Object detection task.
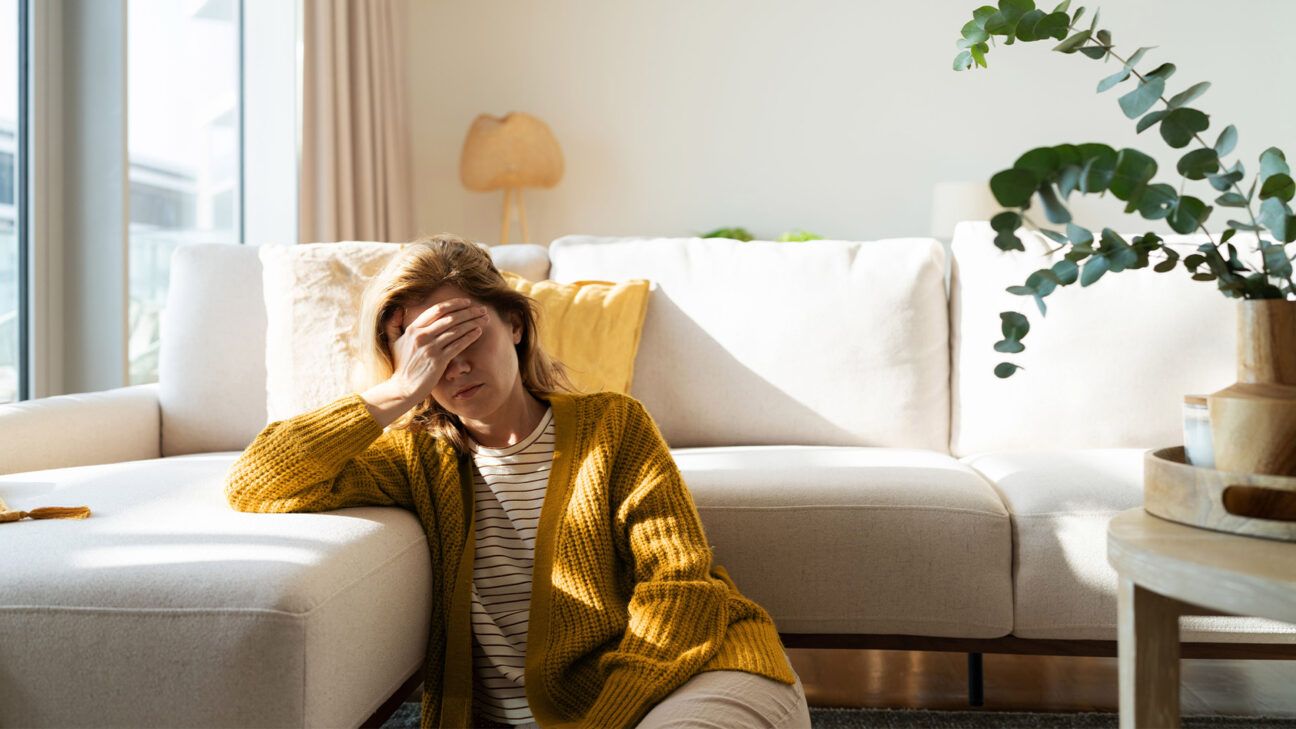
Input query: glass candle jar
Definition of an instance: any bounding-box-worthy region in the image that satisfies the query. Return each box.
[1183,394,1214,468]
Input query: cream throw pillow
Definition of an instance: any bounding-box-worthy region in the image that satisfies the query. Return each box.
[260,242,649,424]
[261,242,408,424]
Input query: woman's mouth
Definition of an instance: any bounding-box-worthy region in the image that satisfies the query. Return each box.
[454,384,484,400]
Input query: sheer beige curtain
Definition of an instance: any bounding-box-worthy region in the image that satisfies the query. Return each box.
[299,0,415,243]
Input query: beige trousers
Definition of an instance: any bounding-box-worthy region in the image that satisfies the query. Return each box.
[469,669,811,729]
[635,668,812,729]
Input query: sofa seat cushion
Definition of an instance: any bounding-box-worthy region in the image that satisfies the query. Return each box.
[963,449,1296,643]
[0,454,433,728]
[673,446,1013,639]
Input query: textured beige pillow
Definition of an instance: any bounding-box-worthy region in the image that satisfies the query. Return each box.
[259,241,550,424]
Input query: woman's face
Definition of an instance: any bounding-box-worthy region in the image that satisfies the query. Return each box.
[399,282,523,419]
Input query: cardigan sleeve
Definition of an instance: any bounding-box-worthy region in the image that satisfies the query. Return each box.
[579,396,731,729]
[223,392,418,513]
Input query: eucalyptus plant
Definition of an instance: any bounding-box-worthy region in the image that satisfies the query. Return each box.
[953,0,1295,378]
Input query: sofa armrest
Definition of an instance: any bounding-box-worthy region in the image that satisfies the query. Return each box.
[0,383,161,476]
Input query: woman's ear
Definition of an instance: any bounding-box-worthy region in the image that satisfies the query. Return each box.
[510,311,523,346]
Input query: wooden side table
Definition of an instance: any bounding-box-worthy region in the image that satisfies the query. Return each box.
[1107,508,1296,728]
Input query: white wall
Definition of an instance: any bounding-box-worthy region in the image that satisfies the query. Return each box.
[405,0,1296,246]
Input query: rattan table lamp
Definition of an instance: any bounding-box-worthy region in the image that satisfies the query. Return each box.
[459,112,564,245]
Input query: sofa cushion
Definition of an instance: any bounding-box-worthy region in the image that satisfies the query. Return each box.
[675,446,1013,638]
[962,449,1296,643]
[548,236,951,451]
[0,455,433,728]
[159,244,270,457]
[948,220,1237,456]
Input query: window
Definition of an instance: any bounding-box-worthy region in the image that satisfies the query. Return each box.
[127,0,241,386]
[0,0,20,404]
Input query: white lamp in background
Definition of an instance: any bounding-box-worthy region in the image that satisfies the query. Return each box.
[930,181,1001,241]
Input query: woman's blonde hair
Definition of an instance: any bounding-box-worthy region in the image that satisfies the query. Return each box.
[352,233,578,453]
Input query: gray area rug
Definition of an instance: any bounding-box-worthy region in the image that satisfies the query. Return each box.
[379,702,1296,727]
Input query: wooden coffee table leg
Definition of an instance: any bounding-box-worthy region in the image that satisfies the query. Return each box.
[1118,577,1182,729]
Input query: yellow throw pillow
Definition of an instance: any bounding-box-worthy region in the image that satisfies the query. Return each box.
[503,272,651,395]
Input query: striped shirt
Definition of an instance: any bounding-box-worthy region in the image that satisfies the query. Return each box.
[466,405,555,728]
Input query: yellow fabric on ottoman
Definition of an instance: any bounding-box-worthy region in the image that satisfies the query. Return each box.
[503,272,651,395]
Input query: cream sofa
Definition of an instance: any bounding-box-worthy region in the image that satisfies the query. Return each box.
[2,221,1293,728]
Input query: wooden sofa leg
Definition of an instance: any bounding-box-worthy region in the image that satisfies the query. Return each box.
[967,652,984,707]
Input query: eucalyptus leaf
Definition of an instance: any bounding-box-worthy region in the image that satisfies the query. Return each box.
[994,362,1023,378]
[1118,77,1164,118]
[1000,311,1031,340]
[1153,247,1180,272]
[1094,48,1155,92]
[1015,147,1061,176]
[953,50,974,71]
[1080,149,1118,193]
[1207,161,1245,192]
[1066,223,1094,246]
[1159,107,1210,148]
[1143,62,1176,82]
[1136,183,1177,220]
[1168,195,1211,234]
[1038,183,1072,223]
[1216,192,1249,207]
[1260,173,1296,203]
[991,168,1041,207]
[1167,81,1210,108]
[1080,254,1109,285]
[1079,45,1107,59]
[1025,269,1061,297]
[1054,29,1092,53]
[1035,11,1070,39]
[1052,258,1080,284]
[1058,165,1082,198]
[1110,148,1158,200]
[1040,228,1070,245]
[1215,125,1238,157]
[1097,67,1131,93]
[1177,148,1220,180]
[991,211,1023,231]
[1262,242,1294,280]
[1015,9,1047,40]
[1259,197,1296,243]
[1259,147,1289,183]
[1136,109,1167,134]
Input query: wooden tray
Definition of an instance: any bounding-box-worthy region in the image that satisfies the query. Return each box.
[1145,446,1296,542]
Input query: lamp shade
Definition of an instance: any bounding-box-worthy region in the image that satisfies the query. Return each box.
[459,112,564,191]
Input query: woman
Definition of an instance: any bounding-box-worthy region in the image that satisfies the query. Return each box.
[224,234,811,729]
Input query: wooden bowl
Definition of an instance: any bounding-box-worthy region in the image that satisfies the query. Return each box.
[1145,446,1296,542]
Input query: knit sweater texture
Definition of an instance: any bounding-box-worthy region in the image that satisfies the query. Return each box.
[223,389,796,729]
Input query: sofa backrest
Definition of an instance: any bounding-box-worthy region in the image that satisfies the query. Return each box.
[948,220,1237,457]
[158,242,551,457]
[548,235,952,451]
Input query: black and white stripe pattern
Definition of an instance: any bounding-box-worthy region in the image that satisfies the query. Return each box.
[467,405,554,728]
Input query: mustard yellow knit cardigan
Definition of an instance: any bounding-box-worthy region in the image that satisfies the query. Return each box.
[223,389,796,729]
